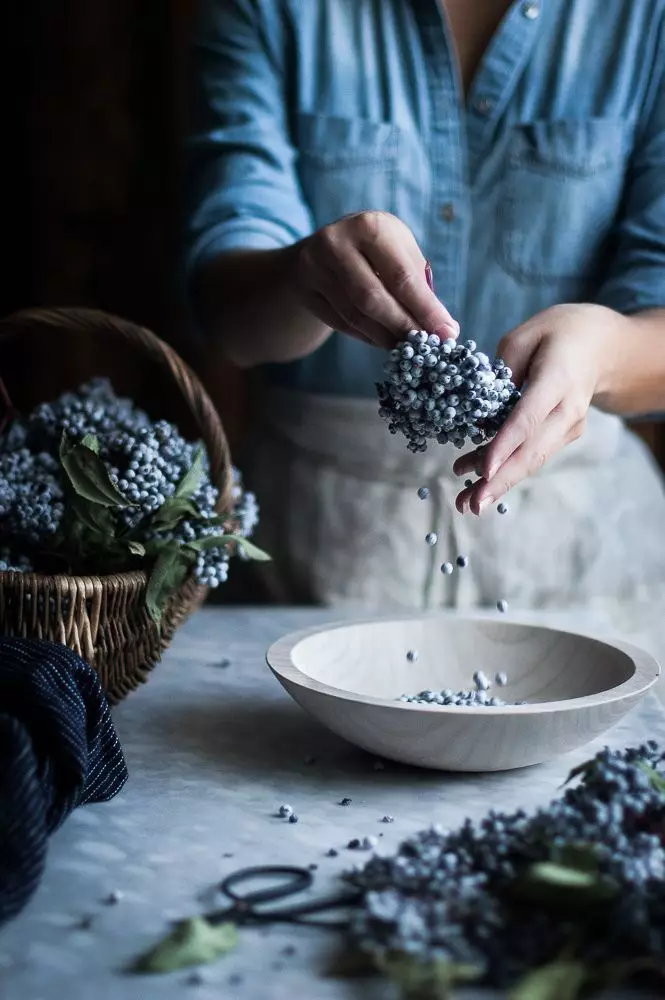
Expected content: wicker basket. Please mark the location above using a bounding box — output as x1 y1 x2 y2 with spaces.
0 307 233 703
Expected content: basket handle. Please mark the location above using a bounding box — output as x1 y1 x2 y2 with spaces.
0 307 234 514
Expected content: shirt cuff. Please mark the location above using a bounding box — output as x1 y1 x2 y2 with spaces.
186 217 298 285
595 277 665 316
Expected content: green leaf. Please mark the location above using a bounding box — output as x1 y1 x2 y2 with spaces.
188 533 271 562
374 953 482 1000
514 861 617 908
509 960 587 1000
638 760 665 794
127 540 146 557
133 917 238 974
224 534 272 562
80 433 100 454
324 947 379 979
174 445 205 500
59 432 135 508
554 844 600 874
149 496 201 532
69 493 117 540
145 547 192 625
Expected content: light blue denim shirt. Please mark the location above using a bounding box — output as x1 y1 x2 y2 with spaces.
185 0 665 397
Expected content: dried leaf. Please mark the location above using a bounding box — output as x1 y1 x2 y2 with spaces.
174 445 205 500
562 759 595 788
509 960 587 1000
127 540 146 556
145 546 192 624
133 917 238 974
59 433 134 508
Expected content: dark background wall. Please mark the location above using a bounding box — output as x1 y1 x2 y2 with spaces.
1 0 663 466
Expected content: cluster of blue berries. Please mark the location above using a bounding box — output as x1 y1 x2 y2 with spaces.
377 332 520 452
0 378 259 587
347 742 665 988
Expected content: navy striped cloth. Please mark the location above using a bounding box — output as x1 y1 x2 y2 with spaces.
0 637 128 925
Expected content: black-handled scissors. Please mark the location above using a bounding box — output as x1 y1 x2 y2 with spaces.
205 865 362 930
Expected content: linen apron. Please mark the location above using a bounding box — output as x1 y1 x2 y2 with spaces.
247 389 665 613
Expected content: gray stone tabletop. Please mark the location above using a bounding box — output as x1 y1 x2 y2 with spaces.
1 603 664 1000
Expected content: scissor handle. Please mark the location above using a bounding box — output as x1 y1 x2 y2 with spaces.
220 865 313 906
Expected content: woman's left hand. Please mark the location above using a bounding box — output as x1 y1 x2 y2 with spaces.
453 303 624 514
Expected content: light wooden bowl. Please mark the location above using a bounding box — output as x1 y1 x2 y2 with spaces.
266 615 660 772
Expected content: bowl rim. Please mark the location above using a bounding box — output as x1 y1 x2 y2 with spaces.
265 613 660 715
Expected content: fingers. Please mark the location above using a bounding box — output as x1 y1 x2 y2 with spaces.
300 213 459 348
362 235 458 337
496 323 542 388
456 409 586 514
478 370 569 482
313 247 419 347
300 290 375 346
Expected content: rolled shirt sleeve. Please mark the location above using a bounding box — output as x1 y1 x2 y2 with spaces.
184 0 313 288
596 20 665 316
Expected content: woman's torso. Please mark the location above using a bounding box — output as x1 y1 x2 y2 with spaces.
260 0 664 395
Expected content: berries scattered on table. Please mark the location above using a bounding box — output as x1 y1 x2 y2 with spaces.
440 562 454 575
339 798 352 807
496 599 509 613
406 650 419 662
497 502 508 514
288 813 299 824
278 804 293 818
425 532 438 546
417 486 430 500
456 555 468 568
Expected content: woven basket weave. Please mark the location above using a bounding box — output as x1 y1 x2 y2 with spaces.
0 307 233 703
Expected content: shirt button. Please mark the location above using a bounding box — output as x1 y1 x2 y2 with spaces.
522 1 540 18
476 97 494 116
441 202 455 222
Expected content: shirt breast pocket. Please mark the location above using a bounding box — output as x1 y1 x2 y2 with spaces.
496 119 631 284
293 112 428 234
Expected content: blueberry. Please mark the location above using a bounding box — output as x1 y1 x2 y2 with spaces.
417 486 430 500
425 532 438 546
497 502 508 514
496 599 508 613
440 562 454 575
288 813 299 824
406 650 419 662
456 555 468 568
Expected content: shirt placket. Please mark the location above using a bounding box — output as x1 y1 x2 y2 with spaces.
413 0 545 324
465 1 545 176
413 1 467 322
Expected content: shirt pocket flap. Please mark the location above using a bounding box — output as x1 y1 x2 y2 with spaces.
509 119 629 177
294 112 403 168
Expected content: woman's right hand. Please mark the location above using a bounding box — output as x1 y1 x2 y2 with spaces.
295 211 459 349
